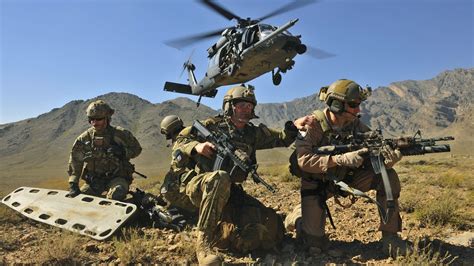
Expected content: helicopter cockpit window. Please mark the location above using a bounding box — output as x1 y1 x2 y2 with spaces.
258 24 276 39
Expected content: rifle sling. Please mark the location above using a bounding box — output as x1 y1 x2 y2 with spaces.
369 155 395 224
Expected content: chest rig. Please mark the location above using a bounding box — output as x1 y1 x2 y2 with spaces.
82 127 125 179
213 119 257 182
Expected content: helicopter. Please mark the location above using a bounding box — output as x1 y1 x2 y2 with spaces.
164 0 334 103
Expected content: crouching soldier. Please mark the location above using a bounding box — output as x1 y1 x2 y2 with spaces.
66 100 142 200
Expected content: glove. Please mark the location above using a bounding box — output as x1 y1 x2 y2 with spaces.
107 145 125 159
333 148 369 168
381 145 402 169
66 182 80 198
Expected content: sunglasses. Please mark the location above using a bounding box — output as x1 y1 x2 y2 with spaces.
89 117 105 122
347 102 361 108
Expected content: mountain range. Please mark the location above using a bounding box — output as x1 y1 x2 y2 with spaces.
0 68 472 193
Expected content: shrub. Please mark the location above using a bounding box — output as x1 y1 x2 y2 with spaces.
396 238 458 265
415 193 459 226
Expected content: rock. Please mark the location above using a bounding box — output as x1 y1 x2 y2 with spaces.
445 232 474 247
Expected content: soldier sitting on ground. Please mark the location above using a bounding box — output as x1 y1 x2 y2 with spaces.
159 115 199 214
66 100 142 201
169 84 312 265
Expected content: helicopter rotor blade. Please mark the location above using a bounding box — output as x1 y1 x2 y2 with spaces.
200 0 243 21
164 27 226 49
306 46 336 59
258 0 319 22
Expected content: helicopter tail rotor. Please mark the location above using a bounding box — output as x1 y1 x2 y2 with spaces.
179 50 196 78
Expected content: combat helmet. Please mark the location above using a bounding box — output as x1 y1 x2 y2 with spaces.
86 100 115 120
319 79 371 114
222 84 258 118
160 115 184 140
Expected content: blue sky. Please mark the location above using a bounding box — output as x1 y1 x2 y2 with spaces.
1 0 472 124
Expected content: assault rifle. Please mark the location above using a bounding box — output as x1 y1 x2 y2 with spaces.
315 130 454 156
192 120 276 193
129 188 187 231
314 130 454 224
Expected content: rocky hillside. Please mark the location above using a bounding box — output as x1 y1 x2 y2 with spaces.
0 68 472 193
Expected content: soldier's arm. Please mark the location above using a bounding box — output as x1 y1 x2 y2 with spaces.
254 121 298 150
296 122 335 174
67 137 86 183
174 126 201 158
114 127 142 159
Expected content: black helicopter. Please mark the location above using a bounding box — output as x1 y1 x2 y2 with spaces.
164 0 333 102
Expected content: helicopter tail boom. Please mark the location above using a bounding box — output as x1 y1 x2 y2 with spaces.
164 82 218 98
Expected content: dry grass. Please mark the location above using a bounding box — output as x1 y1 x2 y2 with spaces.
395 238 458 265
35 231 87 264
113 227 195 264
0 205 24 224
259 163 295 183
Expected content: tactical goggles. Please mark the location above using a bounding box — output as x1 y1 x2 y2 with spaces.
347 102 361 108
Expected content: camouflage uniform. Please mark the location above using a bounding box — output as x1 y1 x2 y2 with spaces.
289 80 404 254
173 115 297 251
168 86 298 262
67 101 142 201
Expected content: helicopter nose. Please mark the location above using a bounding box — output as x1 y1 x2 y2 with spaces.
296 44 306 54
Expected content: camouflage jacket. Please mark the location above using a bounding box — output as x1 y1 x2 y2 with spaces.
172 116 298 184
67 125 142 183
296 108 370 177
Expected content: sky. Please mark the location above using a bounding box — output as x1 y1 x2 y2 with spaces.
1 0 472 124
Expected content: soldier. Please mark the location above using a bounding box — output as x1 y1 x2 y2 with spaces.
66 100 142 201
170 85 310 265
288 79 408 256
160 115 185 144
159 115 197 213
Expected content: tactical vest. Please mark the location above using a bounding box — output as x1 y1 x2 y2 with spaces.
81 127 134 180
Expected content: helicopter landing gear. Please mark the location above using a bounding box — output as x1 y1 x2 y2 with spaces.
272 69 282 86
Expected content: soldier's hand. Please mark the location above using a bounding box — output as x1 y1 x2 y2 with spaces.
381 145 402 169
333 148 369 168
294 115 315 131
194 142 216 159
66 182 81 198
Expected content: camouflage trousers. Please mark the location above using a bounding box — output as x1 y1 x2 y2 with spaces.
168 170 284 252
298 168 401 241
80 177 130 201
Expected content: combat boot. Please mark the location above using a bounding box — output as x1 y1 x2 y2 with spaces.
195 230 222 266
381 231 412 257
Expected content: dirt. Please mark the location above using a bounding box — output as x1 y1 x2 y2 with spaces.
1 178 473 265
